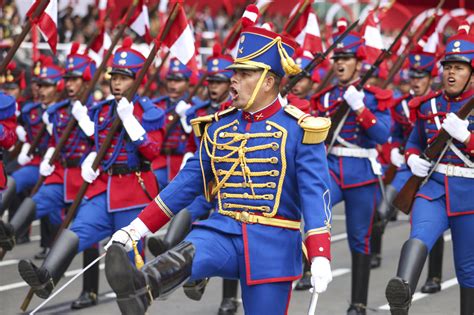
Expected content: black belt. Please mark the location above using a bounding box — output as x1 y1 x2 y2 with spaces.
160 147 182 155
107 163 151 175
61 158 81 168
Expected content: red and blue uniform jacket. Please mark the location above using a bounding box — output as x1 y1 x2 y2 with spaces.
138 99 332 284
0 98 17 188
20 102 51 166
312 84 392 188
406 89 474 216
85 95 165 212
151 93 193 179
43 99 93 202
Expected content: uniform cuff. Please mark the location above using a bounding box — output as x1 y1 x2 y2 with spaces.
466 133 474 155
356 108 377 129
305 230 331 261
405 148 421 160
138 195 173 232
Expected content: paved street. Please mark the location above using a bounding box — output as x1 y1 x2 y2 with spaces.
0 203 460 315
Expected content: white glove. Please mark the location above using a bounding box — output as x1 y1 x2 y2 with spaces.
15 125 27 142
310 256 332 293
407 154 432 177
343 85 365 111
442 112 470 143
18 142 33 166
42 111 53 135
116 98 146 142
72 100 95 137
390 148 405 168
175 100 192 118
39 147 55 177
81 151 100 183
105 218 151 252
180 152 194 170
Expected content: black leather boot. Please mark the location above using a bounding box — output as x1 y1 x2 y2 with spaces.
386 239 428 315
71 247 100 309
294 257 312 290
421 236 443 294
0 176 16 216
347 252 371 315
370 218 382 269
0 197 36 251
148 209 192 257
460 287 474 315
18 229 79 299
218 279 239 315
106 241 195 315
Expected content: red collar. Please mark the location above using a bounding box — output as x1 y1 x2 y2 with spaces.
242 98 281 122
443 88 474 102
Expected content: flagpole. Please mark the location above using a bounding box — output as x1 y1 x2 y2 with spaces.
0 0 50 74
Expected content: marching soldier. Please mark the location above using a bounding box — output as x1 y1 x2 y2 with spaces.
370 42 441 270
385 23 474 315
0 91 17 190
104 26 333 315
311 19 392 315
16 38 164 300
151 57 194 189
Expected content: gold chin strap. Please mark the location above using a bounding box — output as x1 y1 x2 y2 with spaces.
234 36 302 110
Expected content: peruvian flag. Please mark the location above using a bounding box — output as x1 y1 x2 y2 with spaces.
361 10 384 64
129 0 152 43
90 26 111 58
223 5 260 57
28 0 58 53
283 0 323 55
420 15 442 54
161 4 198 75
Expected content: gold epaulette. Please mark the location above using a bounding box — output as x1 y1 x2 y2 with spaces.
284 104 331 144
190 107 238 137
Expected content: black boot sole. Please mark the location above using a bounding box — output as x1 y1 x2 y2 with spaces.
18 260 52 299
105 245 147 315
386 277 410 315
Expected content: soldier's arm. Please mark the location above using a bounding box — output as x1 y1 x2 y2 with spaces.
0 116 18 149
355 101 391 145
296 135 332 261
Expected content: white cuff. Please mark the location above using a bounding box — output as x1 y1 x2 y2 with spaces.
122 116 146 142
130 218 152 237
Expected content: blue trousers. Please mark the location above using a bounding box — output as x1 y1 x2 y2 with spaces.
186 227 292 315
11 165 39 194
391 166 411 192
31 184 64 226
70 193 143 255
410 196 474 287
330 177 377 254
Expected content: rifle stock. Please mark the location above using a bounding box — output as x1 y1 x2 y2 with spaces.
392 97 474 214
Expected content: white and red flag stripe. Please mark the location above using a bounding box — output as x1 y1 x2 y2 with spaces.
27 0 58 53
361 10 384 64
161 4 198 75
129 0 152 43
224 4 260 57
283 0 323 55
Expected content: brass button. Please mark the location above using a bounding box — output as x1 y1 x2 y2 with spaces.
273 132 282 138
232 126 238 131
240 211 250 223
243 193 249 198
270 170 279 176
371 119 376 124
168 115 174 121
266 125 272 131
99 117 104 122
271 142 279 151
270 157 278 164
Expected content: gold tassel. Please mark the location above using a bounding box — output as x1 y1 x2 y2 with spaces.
132 240 145 270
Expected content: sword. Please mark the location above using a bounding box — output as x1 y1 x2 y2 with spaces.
29 252 106 315
307 289 319 315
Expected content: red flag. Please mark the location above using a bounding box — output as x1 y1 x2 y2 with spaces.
283 0 324 55
29 0 58 54
161 4 198 75
129 0 152 43
223 4 260 57
361 10 384 64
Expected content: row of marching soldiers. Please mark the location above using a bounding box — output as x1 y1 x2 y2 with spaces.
0 17 472 315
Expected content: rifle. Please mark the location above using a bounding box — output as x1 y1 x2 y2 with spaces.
392 97 474 214
382 0 445 89
0 0 50 73
27 1 139 197
326 16 414 152
280 20 359 97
